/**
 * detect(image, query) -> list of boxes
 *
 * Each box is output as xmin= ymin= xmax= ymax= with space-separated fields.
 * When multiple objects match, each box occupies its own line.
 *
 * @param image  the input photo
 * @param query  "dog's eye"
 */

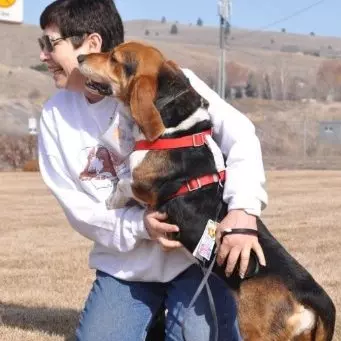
xmin=123 ymin=62 xmax=137 ymax=77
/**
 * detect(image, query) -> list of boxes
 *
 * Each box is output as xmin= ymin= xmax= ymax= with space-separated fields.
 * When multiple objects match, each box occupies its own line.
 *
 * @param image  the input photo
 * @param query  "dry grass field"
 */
xmin=0 ymin=171 xmax=340 ymax=340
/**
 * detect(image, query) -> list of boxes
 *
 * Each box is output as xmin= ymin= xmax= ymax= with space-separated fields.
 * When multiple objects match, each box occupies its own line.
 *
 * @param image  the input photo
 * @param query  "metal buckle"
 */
xmin=200 ymin=97 xmax=208 ymax=108
xmin=200 ymin=97 xmax=205 ymax=108
xmin=186 ymin=178 xmax=202 ymax=191
xmin=192 ymin=133 xmax=205 ymax=147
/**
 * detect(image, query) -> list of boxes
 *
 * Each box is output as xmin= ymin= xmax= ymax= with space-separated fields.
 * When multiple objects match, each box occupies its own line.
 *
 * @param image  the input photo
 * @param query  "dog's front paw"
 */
xmin=106 ymin=192 xmax=125 ymax=209
xmin=106 ymin=178 xmax=134 ymax=209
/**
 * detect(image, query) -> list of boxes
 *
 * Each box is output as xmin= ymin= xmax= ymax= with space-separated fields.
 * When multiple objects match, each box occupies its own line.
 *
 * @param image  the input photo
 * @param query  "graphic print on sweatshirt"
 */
xmin=79 ymin=145 xmax=119 ymax=190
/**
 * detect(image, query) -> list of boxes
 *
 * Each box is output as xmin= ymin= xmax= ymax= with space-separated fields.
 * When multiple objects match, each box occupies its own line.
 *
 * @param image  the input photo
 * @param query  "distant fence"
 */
xmin=256 ymin=119 xmax=341 ymax=170
xmin=0 ymin=119 xmax=340 ymax=171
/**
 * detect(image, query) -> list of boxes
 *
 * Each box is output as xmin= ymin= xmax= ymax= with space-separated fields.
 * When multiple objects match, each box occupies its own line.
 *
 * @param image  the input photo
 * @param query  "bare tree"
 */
xmin=260 ymin=59 xmax=293 ymax=100
xmin=316 ymin=60 xmax=341 ymax=101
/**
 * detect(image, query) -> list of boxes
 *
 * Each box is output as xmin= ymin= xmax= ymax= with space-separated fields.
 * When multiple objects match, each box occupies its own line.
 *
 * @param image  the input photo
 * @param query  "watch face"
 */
xmin=0 ymin=0 xmax=16 ymax=8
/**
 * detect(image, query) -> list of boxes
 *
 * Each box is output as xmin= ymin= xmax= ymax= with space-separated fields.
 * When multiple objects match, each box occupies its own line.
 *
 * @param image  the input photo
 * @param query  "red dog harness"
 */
xmin=134 ymin=129 xmax=226 ymax=199
xmin=168 ymin=170 xmax=225 ymax=200
xmin=134 ymin=129 xmax=212 ymax=150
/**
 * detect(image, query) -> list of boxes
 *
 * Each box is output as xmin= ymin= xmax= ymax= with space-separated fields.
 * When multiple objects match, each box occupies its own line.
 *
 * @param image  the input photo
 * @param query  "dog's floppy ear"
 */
xmin=130 ymin=76 xmax=165 ymax=142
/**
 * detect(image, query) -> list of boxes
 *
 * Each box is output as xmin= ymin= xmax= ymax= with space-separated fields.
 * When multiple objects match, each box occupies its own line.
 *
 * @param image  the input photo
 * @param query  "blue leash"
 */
xmin=181 ymin=255 xmax=219 ymax=341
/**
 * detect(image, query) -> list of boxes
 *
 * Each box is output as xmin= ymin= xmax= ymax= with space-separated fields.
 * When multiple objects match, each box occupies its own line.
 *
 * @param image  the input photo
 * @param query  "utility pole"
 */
xmin=217 ymin=0 xmax=231 ymax=99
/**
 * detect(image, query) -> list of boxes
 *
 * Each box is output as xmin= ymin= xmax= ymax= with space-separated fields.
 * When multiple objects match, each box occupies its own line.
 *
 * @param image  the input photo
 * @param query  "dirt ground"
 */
xmin=0 ymin=171 xmax=340 ymax=340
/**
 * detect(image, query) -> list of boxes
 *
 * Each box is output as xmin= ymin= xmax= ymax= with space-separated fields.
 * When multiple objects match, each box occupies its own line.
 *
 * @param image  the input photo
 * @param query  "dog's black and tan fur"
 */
xmin=78 ymin=41 xmax=336 ymax=341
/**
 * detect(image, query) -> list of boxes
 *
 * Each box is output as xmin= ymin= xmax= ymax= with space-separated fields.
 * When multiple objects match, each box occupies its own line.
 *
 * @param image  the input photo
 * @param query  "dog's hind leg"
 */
xmin=237 ymin=278 xmax=310 ymax=341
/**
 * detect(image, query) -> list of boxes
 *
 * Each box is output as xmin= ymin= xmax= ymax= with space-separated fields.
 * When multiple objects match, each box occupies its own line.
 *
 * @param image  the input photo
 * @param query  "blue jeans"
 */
xmin=76 ymin=264 xmax=242 ymax=341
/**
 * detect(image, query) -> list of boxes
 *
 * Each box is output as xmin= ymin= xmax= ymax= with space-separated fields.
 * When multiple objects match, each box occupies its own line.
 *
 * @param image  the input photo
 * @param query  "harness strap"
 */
xmin=134 ymin=129 xmax=212 ymax=151
xmin=168 ymin=170 xmax=226 ymax=200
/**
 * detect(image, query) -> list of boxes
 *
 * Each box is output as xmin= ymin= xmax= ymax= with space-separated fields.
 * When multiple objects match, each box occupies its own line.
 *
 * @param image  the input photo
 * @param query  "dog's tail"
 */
xmin=313 ymin=316 xmax=328 ymax=341
xmin=313 ymin=311 xmax=335 ymax=341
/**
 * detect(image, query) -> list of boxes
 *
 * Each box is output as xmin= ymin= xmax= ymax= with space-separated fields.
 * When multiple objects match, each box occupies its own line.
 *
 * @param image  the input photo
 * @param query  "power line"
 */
xmin=233 ymin=0 xmax=328 ymax=42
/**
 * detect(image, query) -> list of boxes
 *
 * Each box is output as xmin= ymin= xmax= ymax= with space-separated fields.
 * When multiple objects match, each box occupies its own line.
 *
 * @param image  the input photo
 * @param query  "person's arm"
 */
xmin=182 ymin=69 xmax=267 ymax=278
xmin=183 ymin=68 xmax=268 ymax=216
xmin=38 ymin=108 xmax=150 ymax=253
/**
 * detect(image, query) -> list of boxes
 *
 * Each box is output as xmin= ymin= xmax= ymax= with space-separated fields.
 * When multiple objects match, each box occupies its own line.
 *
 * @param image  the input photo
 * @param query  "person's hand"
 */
xmin=144 ymin=209 xmax=183 ymax=251
xmin=215 ymin=209 xmax=266 ymax=279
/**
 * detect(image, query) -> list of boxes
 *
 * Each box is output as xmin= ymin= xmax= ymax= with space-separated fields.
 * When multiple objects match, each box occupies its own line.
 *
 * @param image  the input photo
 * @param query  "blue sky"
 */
xmin=25 ymin=0 xmax=340 ymax=37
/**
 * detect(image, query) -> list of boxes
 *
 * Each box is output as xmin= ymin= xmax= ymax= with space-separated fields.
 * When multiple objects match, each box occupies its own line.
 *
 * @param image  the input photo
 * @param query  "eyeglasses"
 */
xmin=38 ymin=35 xmax=67 ymax=53
xmin=38 ymin=35 xmax=78 ymax=53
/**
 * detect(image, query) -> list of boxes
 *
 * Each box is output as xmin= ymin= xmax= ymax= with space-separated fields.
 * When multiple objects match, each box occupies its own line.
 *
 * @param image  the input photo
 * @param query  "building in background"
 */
xmin=0 ymin=0 xmax=23 ymax=24
xmin=319 ymin=121 xmax=341 ymax=145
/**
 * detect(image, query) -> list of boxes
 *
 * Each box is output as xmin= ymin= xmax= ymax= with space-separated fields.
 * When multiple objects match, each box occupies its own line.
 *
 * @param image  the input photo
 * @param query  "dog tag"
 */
xmin=193 ymin=220 xmax=219 ymax=261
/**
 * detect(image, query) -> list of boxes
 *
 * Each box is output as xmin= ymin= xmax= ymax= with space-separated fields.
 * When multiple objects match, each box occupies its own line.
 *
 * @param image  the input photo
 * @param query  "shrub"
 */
xmin=170 ymin=24 xmax=178 ymax=35
xmin=0 ymin=135 xmax=38 ymax=170
xmin=30 ymin=63 xmax=48 ymax=72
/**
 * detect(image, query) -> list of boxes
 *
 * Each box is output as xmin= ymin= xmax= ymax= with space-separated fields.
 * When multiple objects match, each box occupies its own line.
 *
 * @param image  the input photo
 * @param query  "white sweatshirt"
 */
xmin=38 ymin=69 xmax=268 ymax=282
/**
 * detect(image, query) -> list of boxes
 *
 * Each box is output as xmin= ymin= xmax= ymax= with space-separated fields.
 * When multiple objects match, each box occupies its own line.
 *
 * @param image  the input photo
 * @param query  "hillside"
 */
xmin=0 ymin=19 xmax=338 ymax=99
xmin=0 ymin=63 xmax=55 ymax=135
xmin=1 ymin=20 xmax=341 ymax=168
xmin=2 ymin=19 xmax=340 ymax=73
xmin=125 ymin=20 xmax=341 ymax=54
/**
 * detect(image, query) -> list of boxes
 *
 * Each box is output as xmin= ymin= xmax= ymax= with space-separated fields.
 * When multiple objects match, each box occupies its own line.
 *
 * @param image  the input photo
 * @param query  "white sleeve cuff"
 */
xmin=226 ymin=195 xmax=264 ymax=217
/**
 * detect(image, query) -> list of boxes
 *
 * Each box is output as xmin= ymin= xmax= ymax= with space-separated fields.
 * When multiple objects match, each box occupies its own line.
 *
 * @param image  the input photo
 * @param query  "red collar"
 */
xmin=168 ymin=170 xmax=226 ymax=200
xmin=134 ymin=129 xmax=212 ymax=151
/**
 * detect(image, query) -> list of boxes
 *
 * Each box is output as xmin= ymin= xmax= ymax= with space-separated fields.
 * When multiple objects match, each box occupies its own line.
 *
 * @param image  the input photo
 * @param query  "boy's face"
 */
xmin=39 ymin=25 xmax=95 ymax=91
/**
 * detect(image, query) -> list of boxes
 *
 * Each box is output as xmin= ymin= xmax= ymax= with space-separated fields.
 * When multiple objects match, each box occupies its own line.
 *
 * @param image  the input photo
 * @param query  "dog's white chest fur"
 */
xmin=105 ymin=107 xmax=225 ymax=209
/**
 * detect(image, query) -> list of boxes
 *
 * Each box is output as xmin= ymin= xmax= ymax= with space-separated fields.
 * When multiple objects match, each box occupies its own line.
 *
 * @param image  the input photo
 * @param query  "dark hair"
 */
xmin=40 ymin=0 xmax=124 ymax=52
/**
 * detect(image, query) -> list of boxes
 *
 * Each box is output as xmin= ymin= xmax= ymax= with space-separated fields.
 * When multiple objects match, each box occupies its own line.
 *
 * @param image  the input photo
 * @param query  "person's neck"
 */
xmin=84 ymin=90 xmax=105 ymax=104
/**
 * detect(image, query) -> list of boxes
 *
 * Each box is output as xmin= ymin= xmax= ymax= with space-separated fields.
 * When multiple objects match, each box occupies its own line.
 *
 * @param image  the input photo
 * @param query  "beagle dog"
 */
xmin=78 ymin=41 xmax=335 ymax=341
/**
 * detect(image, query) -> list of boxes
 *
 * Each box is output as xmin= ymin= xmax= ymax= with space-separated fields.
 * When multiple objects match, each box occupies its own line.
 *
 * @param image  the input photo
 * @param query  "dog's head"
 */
xmin=78 ymin=41 xmax=181 ymax=141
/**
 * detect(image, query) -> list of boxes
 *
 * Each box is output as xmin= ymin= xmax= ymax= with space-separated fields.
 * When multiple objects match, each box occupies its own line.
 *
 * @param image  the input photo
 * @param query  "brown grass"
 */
xmin=0 ymin=171 xmax=340 ymax=340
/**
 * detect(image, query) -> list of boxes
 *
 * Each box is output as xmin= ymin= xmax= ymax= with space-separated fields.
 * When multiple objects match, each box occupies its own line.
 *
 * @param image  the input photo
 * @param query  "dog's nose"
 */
xmin=77 ymin=54 xmax=86 ymax=64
